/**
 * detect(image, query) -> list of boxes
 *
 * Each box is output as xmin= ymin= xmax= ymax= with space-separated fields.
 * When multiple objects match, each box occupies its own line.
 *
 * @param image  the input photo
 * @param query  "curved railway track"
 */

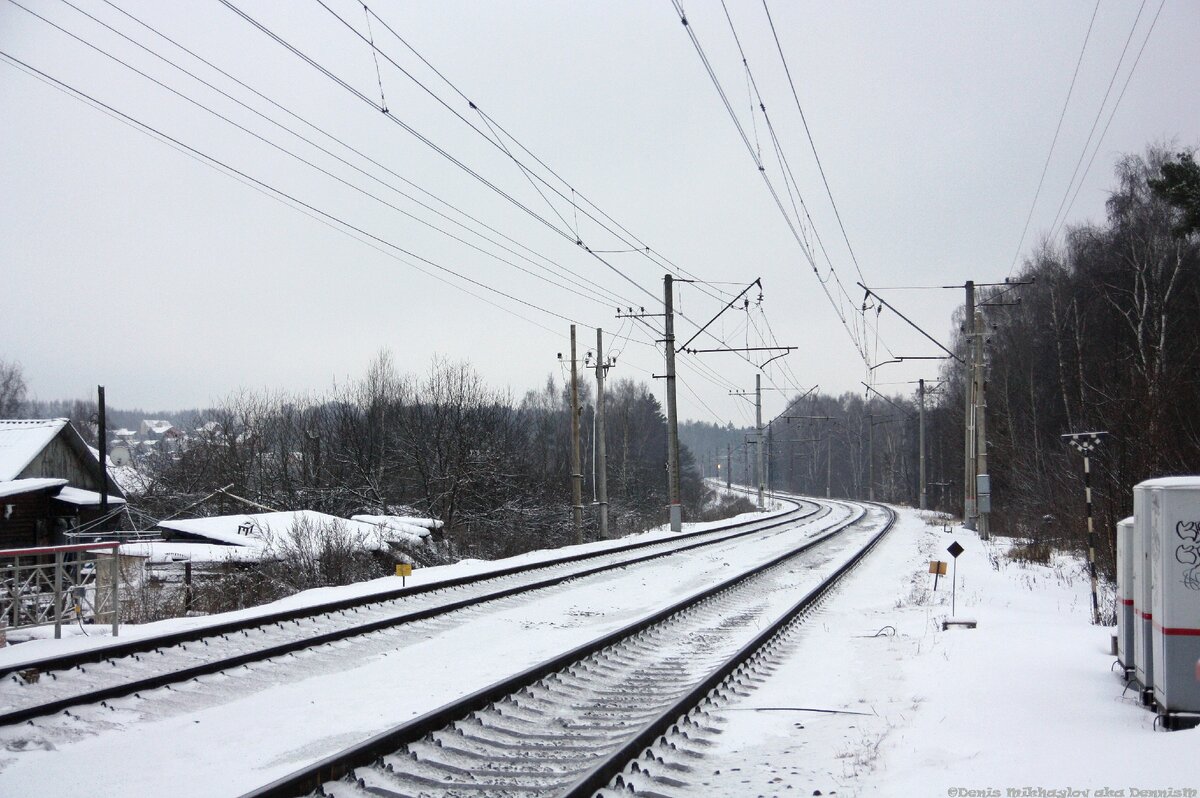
xmin=0 ymin=496 xmax=827 ymax=727
xmin=242 ymin=499 xmax=894 ymax=798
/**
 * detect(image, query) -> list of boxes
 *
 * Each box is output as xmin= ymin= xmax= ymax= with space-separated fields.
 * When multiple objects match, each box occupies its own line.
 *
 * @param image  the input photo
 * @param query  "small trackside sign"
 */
xmin=929 ymin=560 xmax=948 ymax=591
xmin=396 ymin=563 xmax=413 ymax=586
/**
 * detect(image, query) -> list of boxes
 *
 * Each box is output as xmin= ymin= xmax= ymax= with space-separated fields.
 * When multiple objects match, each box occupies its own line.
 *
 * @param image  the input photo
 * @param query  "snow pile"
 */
xmin=117 ymin=540 xmax=265 ymax=565
xmin=158 ymin=510 xmax=394 ymax=553
xmin=351 ymin=514 xmax=443 ymax=547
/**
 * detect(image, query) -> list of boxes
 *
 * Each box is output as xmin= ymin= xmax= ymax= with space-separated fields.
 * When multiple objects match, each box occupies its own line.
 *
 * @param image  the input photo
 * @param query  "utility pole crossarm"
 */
xmin=861 ymin=382 xmax=915 ymax=416
xmin=676 ymin=277 xmax=761 ymax=354
xmin=858 ymin=282 xmax=964 ymax=365
xmin=682 ymin=346 xmax=795 ymax=356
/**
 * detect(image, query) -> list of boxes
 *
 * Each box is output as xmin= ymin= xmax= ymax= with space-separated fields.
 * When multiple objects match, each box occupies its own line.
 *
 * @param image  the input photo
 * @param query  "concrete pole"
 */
xmin=975 ymin=309 xmax=990 ymax=540
xmin=569 ymin=325 xmax=583 ymax=544
xmin=726 ymin=443 xmax=732 ymax=490
xmin=595 ymin=328 xmax=609 ymax=540
xmin=755 ymin=373 xmax=764 ymax=510
xmin=919 ymin=378 xmax=927 ymax=511
xmin=826 ymin=429 xmax=832 ymax=498
xmin=766 ymin=421 xmax=773 ymax=506
xmin=664 ymin=275 xmax=682 ymax=532
xmin=868 ymin=412 xmax=875 ymax=502
xmin=963 ymin=281 xmax=977 ymax=529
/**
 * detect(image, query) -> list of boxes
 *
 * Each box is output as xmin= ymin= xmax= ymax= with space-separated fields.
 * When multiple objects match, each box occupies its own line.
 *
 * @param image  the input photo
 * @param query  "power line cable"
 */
xmin=356 ymin=3 xmax=736 ymax=302
xmin=17 ymin=0 xmax=630 ymax=312
xmin=315 ymin=0 xmax=737 ymax=307
xmin=0 ymin=49 xmax=593 ymax=333
xmin=1006 ymin=0 xmax=1101 ymax=276
xmin=761 ymin=0 xmax=868 ymax=286
xmin=311 ymin=0 xmax=782 ymax=382
xmin=91 ymin=0 xmax=638 ymax=310
xmin=671 ymin=0 xmax=872 ymax=365
xmin=1052 ymin=0 xmax=1166 ymax=243
xmin=1043 ymin=0 xmax=1149 ymax=242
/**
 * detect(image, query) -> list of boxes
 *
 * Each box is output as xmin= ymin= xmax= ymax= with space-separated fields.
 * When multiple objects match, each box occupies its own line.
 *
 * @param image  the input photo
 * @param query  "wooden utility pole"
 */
xmin=919 ymin=378 xmax=927 ymax=511
xmin=963 ymin=281 xmax=977 ymax=530
xmin=664 ymin=275 xmax=682 ymax=532
xmin=98 ymin=385 xmax=108 ymax=519
xmin=595 ymin=327 xmax=609 ymax=540
xmin=569 ymin=325 xmax=583 ymax=544
xmin=755 ymin=373 xmax=764 ymax=510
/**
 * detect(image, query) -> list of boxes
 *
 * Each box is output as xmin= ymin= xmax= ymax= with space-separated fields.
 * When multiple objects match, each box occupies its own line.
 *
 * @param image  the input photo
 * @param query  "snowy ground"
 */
xmin=688 ymin=506 xmax=1200 ymax=797
xmin=3 ymin=501 xmax=1196 ymax=797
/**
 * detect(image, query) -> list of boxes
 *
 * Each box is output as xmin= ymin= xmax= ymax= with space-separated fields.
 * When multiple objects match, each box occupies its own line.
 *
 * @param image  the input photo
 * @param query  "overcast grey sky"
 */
xmin=2 ymin=0 xmax=1196 ymax=427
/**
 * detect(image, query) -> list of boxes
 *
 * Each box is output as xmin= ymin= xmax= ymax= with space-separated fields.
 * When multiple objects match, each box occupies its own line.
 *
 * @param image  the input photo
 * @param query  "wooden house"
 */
xmin=0 ymin=419 xmax=127 ymax=549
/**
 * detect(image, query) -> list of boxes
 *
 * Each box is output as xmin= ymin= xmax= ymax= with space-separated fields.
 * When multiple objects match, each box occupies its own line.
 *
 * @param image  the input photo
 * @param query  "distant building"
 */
xmin=138 ymin=419 xmax=177 ymax=439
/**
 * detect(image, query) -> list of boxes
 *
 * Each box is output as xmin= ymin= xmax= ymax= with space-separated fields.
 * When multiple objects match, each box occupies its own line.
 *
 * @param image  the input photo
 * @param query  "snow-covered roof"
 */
xmin=352 ymin=515 xmax=442 ymax=546
xmin=1136 ymin=476 xmax=1200 ymax=490
xmin=0 ymin=419 xmax=69 ymax=480
xmin=0 ymin=478 xmax=68 ymax=499
xmin=158 ymin=510 xmax=392 ymax=552
xmin=117 ymin=540 xmax=264 ymax=564
xmin=53 ymin=486 xmax=127 ymax=506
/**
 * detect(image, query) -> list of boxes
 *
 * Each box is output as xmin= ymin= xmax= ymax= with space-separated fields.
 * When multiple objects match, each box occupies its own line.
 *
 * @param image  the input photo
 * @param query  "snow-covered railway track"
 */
xmin=0 ymin=499 xmax=825 ymax=727
xmin=243 ymin=501 xmax=894 ymax=798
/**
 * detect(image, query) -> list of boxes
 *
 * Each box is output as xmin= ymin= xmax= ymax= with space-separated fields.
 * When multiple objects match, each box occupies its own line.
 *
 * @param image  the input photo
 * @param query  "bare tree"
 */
xmin=0 ymin=358 xmax=27 ymax=417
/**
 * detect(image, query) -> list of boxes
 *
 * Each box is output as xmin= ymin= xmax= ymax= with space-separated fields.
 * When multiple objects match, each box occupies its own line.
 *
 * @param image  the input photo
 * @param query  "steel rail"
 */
xmin=0 ymin=500 xmax=823 ymax=726
xmin=238 ymin=498 xmax=882 ymax=798
xmin=562 ymin=502 xmax=895 ymax=796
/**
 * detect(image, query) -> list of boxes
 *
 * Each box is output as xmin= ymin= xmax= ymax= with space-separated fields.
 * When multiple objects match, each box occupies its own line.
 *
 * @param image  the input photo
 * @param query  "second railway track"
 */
xmin=0 ymin=496 xmax=829 ymax=727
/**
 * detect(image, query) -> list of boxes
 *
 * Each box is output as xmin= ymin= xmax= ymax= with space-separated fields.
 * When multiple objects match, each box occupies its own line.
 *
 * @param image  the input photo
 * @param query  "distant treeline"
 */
xmin=128 ymin=355 xmax=741 ymax=560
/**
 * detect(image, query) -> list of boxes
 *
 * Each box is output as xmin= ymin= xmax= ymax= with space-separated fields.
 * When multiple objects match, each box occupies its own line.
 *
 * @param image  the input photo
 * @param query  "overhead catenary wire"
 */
xmin=1051 ymin=0 xmax=1167 ymax=245
xmin=1006 ymin=0 xmax=1101 ymax=276
xmin=761 ymin=0 xmax=868 ymax=286
xmin=0 ymin=50 xmax=595 ymax=336
xmin=228 ymin=0 xmax=776 ymax=385
xmin=353 ymin=2 xmax=740 ymax=303
xmin=14 ymin=0 xmax=640 ymax=315
xmin=330 ymin=0 xmax=798 ymax=405
xmin=671 ymin=0 xmax=872 ymax=366
xmin=322 ymin=0 xmax=803 ymax=413
xmin=1042 ymin=0 xmax=1150 ymax=244
xmin=87 ymin=0 xmax=641 ymax=312
xmin=25 ymin=0 xmax=783 ymax=425
xmin=313 ymin=0 xmax=739 ymax=307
